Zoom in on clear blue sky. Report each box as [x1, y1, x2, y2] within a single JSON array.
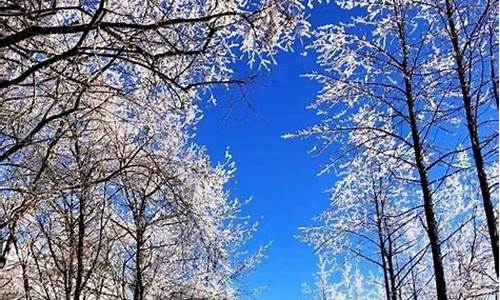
[[195, 4, 354, 299]]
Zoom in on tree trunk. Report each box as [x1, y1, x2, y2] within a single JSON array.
[[488, 21, 499, 109], [74, 194, 86, 300], [410, 255, 419, 300], [375, 200, 393, 300], [405, 82, 449, 300], [395, 4, 449, 298], [386, 225, 398, 300], [443, 0, 499, 276], [134, 214, 145, 300]]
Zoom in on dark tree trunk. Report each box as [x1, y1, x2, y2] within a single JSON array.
[[374, 186, 398, 300], [489, 22, 499, 109], [394, 4, 449, 298], [375, 201, 393, 300], [74, 195, 86, 300], [134, 234, 144, 300], [386, 226, 398, 300], [134, 206, 145, 300], [443, 0, 499, 276], [73, 134, 88, 300], [410, 255, 419, 300], [405, 83, 449, 300]]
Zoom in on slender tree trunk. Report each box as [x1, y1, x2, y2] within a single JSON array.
[[134, 209, 145, 300], [13, 229, 31, 300], [488, 22, 499, 109], [380, 242, 392, 300], [73, 133, 88, 300], [134, 233, 144, 300], [374, 188, 398, 300], [67, 211, 75, 300], [443, 0, 499, 276], [394, 4, 448, 298], [386, 226, 398, 300], [410, 255, 418, 300], [375, 202, 393, 300], [405, 82, 448, 300], [73, 194, 86, 300], [21, 256, 31, 300]]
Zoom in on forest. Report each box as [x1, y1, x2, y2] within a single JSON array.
[[0, 0, 498, 299]]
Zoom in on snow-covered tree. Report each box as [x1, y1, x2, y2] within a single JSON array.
[[301, 256, 385, 300], [298, 115, 422, 300], [418, 0, 499, 275], [292, 1, 498, 299], [0, 0, 308, 299]]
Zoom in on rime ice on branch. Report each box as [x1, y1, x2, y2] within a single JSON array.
[[0, 0, 308, 298], [292, 1, 498, 299]]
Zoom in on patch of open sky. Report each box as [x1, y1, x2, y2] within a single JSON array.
[[194, 3, 366, 299]]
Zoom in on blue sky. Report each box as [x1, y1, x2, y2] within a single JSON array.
[[195, 3, 356, 299]]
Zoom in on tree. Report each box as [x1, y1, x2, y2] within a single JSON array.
[[0, 0, 306, 235], [301, 257, 385, 300], [0, 0, 308, 298], [297, 115, 423, 300], [420, 0, 499, 275], [291, 0, 498, 299]]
